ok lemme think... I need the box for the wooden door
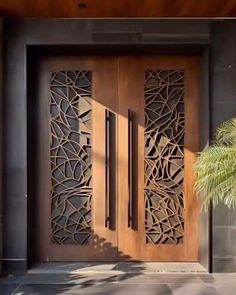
[36,56,118,261]
[118,56,200,261]
[35,55,200,262]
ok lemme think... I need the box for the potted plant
[195,118,236,209]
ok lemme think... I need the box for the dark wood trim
[1,1,236,18]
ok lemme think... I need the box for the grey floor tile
[169,284,221,295]
[1,274,235,295]
[211,273,236,284]
[0,284,19,295]
[0,274,118,285]
[12,284,78,295]
[14,283,172,295]
[215,283,236,295]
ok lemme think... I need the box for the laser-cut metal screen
[50,71,92,245]
[144,69,185,245]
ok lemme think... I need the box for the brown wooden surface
[37,56,119,261]
[1,0,236,17]
[36,54,199,262]
[118,56,200,261]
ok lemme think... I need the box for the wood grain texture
[37,56,119,261]
[118,56,200,261]
[0,0,236,17]
[36,54,200,262]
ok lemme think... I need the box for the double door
[36,55,200,262]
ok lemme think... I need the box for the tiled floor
[0,273,236,295]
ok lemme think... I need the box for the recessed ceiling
[1,0,236,18]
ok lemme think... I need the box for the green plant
[194,118,236,210]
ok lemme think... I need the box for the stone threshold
[28,262,207,274]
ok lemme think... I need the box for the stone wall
[211,21,236,272]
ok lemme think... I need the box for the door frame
[2,18,211,273]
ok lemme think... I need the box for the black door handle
[128,109,133,228]
[105,109,110,228]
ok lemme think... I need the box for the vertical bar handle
[128,109,133,228]
[105,109,110,227]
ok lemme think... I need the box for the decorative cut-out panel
[50,71,92,245]
[144,69,185,244]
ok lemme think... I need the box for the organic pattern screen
[144,69,185,244]
[50,71,92,245]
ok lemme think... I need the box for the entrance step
[28,262,207,274]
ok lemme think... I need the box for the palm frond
[194,143,236,210]
[215,118,236,146]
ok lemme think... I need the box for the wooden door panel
[36,56,118,261]
[117,56,143,260]
[118,56,200,261]
[36,54,200,262]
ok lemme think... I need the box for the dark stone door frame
[2,19,211,273]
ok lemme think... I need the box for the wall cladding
[211,21,236,273]
[0,18,2,274]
